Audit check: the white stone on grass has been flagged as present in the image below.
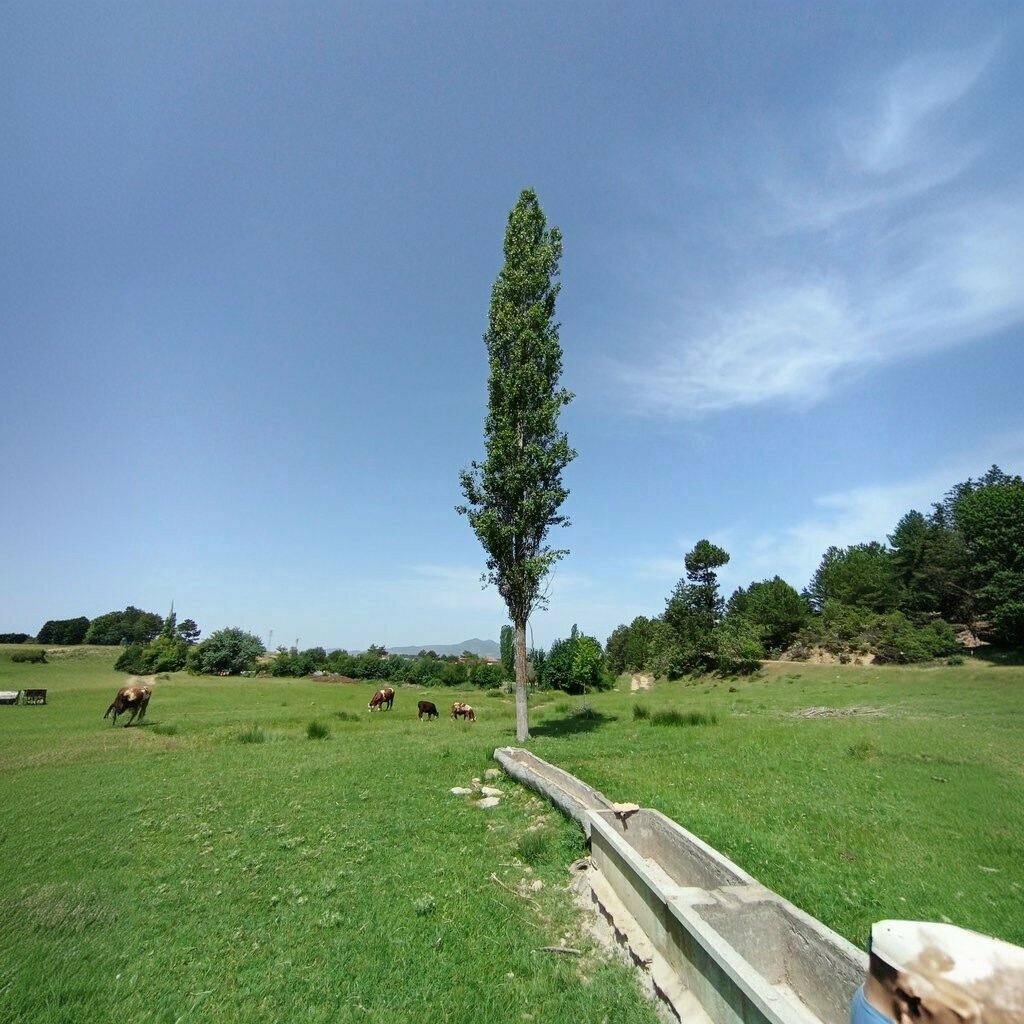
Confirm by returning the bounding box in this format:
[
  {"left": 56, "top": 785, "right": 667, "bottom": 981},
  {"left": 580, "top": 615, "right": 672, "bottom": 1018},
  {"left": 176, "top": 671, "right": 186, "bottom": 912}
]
[
  {"left": 480, "top": 786, "right": 503, "bottom": 797},
  {"left": 476, "top": 796, "right": 501, "bottom": 809},
  {"left": 484, "top": 768, "right": 502, "bottom": 780},
  {"left": 450, "top": 787, "right": 473, "bottom": 796}
]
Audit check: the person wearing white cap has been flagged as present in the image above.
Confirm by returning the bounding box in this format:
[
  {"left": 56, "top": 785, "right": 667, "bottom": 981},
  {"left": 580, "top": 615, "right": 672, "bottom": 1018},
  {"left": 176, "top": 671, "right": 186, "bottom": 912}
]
[{"left": 851, "top": 920, "right": 1024, "bottom": 1024}]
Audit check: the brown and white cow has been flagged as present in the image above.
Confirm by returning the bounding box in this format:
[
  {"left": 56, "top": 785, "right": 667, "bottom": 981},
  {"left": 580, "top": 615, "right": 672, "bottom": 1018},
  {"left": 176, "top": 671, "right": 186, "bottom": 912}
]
[
  {"left": 368, "top": 686, "right": 395, "bottom": 712},
  {"left": 104, "top": 686, "right": 151, "bottom": 727},
  {"left": 417, "top": 700, "right": 438, "bottom": 720},
  {"left": 450, "top": 701, "right": 476, "bottom": 722}
]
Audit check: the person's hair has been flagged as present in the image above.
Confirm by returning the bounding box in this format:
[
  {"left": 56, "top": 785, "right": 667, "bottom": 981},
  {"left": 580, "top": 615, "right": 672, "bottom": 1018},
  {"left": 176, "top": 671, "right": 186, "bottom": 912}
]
[{"left": 868, "top": 951, "right": 899, "bottom": 987}]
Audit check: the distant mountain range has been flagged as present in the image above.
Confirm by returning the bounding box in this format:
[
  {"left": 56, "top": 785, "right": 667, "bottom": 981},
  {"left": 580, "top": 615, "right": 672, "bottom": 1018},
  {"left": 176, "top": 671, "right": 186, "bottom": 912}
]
[{"left": 386, "top": 638, "right": 500, "bottom": 658}]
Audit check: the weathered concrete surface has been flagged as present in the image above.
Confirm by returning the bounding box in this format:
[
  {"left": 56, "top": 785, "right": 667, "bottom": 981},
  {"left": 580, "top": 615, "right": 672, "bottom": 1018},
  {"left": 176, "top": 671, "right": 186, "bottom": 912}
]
[
  {"left": 493, "top": 746, "right": 615, "bottom": 836},
  {"left": 495, "top": 748, "right": 867, "bottom": 1024}
]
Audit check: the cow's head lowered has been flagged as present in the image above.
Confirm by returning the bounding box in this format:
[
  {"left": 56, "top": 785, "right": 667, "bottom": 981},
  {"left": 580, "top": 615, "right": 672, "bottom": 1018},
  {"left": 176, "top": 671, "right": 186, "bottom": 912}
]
[{"left": 104, "top": 686, "right": 151, "bottom": 727}]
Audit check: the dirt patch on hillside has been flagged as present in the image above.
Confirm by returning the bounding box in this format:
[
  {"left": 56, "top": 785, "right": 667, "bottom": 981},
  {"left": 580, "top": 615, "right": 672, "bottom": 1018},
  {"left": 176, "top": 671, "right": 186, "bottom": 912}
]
[
  {"left": 630, "top": 673, "right": 654, "bottom": 691},
  {"left": 776, "top": 647, "right": 875, "bottom": 666},
  {"left": 125, "top": 675, "right": 157, "bottom": 687}
]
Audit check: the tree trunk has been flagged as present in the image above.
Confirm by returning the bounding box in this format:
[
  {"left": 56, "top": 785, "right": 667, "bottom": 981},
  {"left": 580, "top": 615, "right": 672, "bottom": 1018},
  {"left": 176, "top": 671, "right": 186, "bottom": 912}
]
[{"left": 514, "top": 617, "right": 530, "bottom": 742}]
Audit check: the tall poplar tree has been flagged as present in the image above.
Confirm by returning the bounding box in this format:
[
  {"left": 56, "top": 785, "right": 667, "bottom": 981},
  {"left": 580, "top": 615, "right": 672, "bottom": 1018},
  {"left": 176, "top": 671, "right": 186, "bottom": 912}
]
[{"left": 458, "top": 189, "right": 576, "bottom": 742}]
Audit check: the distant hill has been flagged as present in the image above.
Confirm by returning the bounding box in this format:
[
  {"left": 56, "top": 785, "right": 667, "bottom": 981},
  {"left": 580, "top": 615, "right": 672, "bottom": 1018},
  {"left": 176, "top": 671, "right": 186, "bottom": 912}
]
[{"left": 386, "top": 638, "right": 500, "bottom": 658}]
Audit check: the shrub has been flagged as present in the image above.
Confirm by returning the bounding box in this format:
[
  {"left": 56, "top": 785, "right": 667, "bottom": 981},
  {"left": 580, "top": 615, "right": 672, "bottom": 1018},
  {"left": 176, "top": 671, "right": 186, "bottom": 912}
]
[
  {"left": 651, "top": 709, "right": 718, "bottom": 727},
  {"left": 516, "top": 829, "right": 551, "bottom": 865},
  {"left": 712, "top": 617, "right": 765, "bottom": 674},
  {"left": 11, "top": 649, "right": 46, "bottom": 664},
  {"left": 269, "top": 647, "right": 329, "bottom": 677},
  {"left": 412, "top": 894, "right": 437, "bottom": 917},
  {"left": 115, "top": 644, "right": 149, "bottom": 674},
  {"left": 847, "top": 740, "right": 881, "bottom": 760},
  {"left": 306, "top": 720, "right": 330, "bottom": 740},
  {"left": 870, "top": 613, "right": 959, "bottom": 664},
  {"left": 187, "top": 628, "right": 265, "bottom": 676},
  {"left": 947, "top": 655, "right": 965, "bottom": 667},
  {"left": 0, "top": 633, "right": 31, "bottom": 644},
  {"left": 237, "top": 725, "right": 266, "bottom": 744}
]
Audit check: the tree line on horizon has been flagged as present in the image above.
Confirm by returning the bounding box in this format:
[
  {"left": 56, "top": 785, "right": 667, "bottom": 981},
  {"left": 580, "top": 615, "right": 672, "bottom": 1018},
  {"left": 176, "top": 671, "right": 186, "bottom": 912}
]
[
  {"left": 8, "top": 465, "right": 1020, "bottom": 684},
  {"left": 605, "top": 466, "right": 1024, "bottom": 677},
  {"left": 19, "top": 606, "right": 200, "bottom": 649}
]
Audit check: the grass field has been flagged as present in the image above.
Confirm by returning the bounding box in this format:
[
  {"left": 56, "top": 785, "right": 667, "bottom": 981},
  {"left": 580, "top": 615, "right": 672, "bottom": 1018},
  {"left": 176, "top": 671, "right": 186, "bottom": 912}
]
[{"left": 1, "top": 647, "right": 1022, "bottom": 1023}]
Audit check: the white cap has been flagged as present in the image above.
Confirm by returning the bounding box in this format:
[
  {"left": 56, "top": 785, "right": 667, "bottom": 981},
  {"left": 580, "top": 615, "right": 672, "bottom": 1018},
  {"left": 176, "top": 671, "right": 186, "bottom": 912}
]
[{"left": 871, "top": 921, "right": 1024, "bottom": 1022}]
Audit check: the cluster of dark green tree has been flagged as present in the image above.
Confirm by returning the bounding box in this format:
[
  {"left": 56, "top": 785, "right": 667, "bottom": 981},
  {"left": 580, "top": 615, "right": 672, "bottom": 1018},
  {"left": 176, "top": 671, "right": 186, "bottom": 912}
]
[
  {"left": 266, "top": 644, "right": 506, "bottom": 689},
  {"left": 605, "top": 467, "right": 1024, "bottom": 676},
  {"left": 528, "top": 624, "right": 609, "bottom": 694},
  {"left": 118, "top": 624, "right": 265, "bottom": 676},
  {"left": 607, "top": 539, "right": 765, "bottom": 678},
  {"left": 0, "top": 633, "right": 33, "bottom": 644},
  {"left": 799, "top": 466, "right": 1024, "bottom": 655},
  {"left": 113, "top": 610, "right": 205, "bottom": 674},
  {"left": 34, "top": 606, "right": 200, "bottom": 647}
]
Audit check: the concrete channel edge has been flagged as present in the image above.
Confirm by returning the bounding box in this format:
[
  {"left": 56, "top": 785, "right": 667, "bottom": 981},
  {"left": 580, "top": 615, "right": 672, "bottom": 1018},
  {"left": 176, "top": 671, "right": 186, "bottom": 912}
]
[{"left": 493, "top": 746, "right": 867, "bottom": 1024}]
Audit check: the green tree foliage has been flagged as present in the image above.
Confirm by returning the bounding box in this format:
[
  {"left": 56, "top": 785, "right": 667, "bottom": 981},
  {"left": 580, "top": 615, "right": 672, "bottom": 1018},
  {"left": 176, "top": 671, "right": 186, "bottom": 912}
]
[
  {"left": 186, "top": 628, "right": 265, "bottom": 676},
  {"left": 0, "top": 633, "right": 32, "bottom": 644},
  {"left": 458, "top": 188, "right": 576, "bottom": 741},
  {"left": 726, "top": 577, "right": 810, "bottom": 653},
  {"left": 605, "top": 615, "right": 655, "bottom": 675},
  {"left": 113, "top": 609, "right": 201, "bottom": 673},
  {"left": 84, "top": 607, "right": 163, "bottom": 646},
  {"left": 795, "top": 602, "right": 959, "bottom": 663},
  {"left": 953, "top": 471, "right": 1024, "bottom": 645},
  {"left": 160, "top": 607, "right": 177, "bottom": 640},
  {"left": 660, "top": 540, "right": 730, "bottom": 675},
  {"left": 711, "top": 616, "right": 765, "bottom": 674},
  {"left": 868, "top": 613, "right": 960, "bottom": 664},
  {"left": 541, "top": 625, "right": 607, "bottom": 694},
  {"left": 646, "top": 618, "right": 687, "bottom": 679},
  {"left": 269, "top": 646, "right": 328, "bottom": 677},
  {"left": 36, "top": 616, "right": 90, "bottom": 645},
  {"left": 888, "top": 510, "right": 971, "bottom": 621},
  {"left": 499, "top": 625, "right": 514, "bottom": 678},
  {"left": 115, "top": 635, "right": 189, "bottom": 674},
  {"left": 176, "top": 618, "right": 201, "bottom": 645},
  {"left": 806, "top": 543, "right": 900, "bottom": 614}
]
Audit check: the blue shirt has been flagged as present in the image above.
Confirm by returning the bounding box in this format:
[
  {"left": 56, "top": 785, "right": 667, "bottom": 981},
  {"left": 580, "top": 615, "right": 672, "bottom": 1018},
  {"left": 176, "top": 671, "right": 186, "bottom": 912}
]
[{"left": 851, "top": 984, "right": 894, "bottom": 1024}]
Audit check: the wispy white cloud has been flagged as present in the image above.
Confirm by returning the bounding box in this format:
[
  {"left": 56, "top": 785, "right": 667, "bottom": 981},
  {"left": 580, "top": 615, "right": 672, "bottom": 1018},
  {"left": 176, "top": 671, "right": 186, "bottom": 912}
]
[
  {"left": 618, "top": 40, "right": 1022, "bottom": 418},
  {"left": 846, "top": 44, "right": 995, "bottom": 177}
]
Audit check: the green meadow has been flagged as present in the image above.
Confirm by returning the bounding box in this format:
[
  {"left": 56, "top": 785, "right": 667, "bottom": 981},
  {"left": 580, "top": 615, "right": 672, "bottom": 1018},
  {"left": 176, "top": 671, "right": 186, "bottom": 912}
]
[{"left": 1, "top": 647, "right": 1022, "bottom": 1023}]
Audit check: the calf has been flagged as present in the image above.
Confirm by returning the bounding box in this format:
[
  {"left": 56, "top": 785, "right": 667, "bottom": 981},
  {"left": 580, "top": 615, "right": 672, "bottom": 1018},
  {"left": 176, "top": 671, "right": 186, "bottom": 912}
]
[
  {"left": 451, "top": 701, "right": 476, "bottom": 723},
  {"left": 417, "top": 700, "right": 438, "bottom": 720},
  {"left": 104, "top": 686, "right": 151, "bottom": 727},
  {"left": 368, "top": 686, "right": 395, "bottom": 712}
]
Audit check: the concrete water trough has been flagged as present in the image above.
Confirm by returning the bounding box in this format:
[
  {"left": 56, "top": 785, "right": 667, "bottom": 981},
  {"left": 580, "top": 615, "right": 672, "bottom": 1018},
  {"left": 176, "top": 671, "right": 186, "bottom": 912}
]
[
  {"left": 493, "top": 746, "right": 616, "bottom": 836},
  {"left": 495, "top": 747, "right": 867, "bottom": 1024}
]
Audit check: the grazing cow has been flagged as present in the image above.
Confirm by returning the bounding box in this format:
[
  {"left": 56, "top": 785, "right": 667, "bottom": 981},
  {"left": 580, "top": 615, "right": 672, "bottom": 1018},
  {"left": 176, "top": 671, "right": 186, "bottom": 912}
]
[
  {"left": 417, "top": 700, "right": 438, "bottom": 720},
  {"left": 104, "top": 686, "right": 151, "bottom": 727},
  {"left": 368, "top": 686, "right": 395, "bottom": 712},
  {"left": 451, "top": 701, "right": 476, "bottom": 722}
]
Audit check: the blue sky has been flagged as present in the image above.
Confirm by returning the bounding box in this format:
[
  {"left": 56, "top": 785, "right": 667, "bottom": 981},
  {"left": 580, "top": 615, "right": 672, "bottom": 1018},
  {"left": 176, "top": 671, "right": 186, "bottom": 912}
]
[{"left": 3, "top": 2, "right": 1022, "bottom": 651}]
